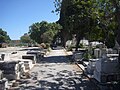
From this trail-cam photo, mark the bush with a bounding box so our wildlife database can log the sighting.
[79,43,84,48]
[45,43,50,49]
[83,52,92,59]
[40,43,46,48]
[66,46,72,51]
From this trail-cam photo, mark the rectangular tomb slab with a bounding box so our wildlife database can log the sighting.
[0,61,20,80]
[0,78,8,90]
[22,54,36,64]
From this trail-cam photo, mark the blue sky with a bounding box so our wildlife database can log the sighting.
[0,0,59,40]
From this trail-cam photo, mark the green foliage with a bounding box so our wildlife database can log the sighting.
[83,52,92,59]
[105,32,115,48]
[20,33,32,43]
[56,0,100,49]
[66,46,72,51]
[79,43,83,48]
[29,21,62,44]
[54,0,120,79]
[41,30,54,43]
[0,28,11,43]
[54,0,119,48]
[53,0,62,15]
[45,43,50,49]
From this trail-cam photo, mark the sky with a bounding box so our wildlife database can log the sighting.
[0,0,59,40]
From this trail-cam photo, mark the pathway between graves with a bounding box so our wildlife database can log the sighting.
[26,49,98,90]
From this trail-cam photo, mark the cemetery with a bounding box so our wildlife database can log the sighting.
[0,47,46,89]
[72,39,120,89]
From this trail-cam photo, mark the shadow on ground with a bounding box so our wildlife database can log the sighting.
[40,55,70,63]
[37,74,99,90]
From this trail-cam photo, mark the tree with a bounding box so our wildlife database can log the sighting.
[0,28,11,43]
[20,33,32,44]
[108,0,120,46]
[54,0,118,49]
[29,21,48,43]
[52,0,62,15]
[110,0,120,62]
[29,21,62,44]
[55,0,99,50]
[41,30,54,43]
[95,0,120,64]
[41,23,62,43]
[54,0,73,47]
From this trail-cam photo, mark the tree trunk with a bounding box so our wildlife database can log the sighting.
[116,9,120,46]
[61,30,69,47]
[62,35,67,47]
[115,6,120,63]
[117,30,120,63]
[112,1,120,62]
[75,34,83,51]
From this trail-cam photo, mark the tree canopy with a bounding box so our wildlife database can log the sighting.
[29,21,62,44]
[54,0,119,49]
[20,33,32,43]
[0,28,11,43]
